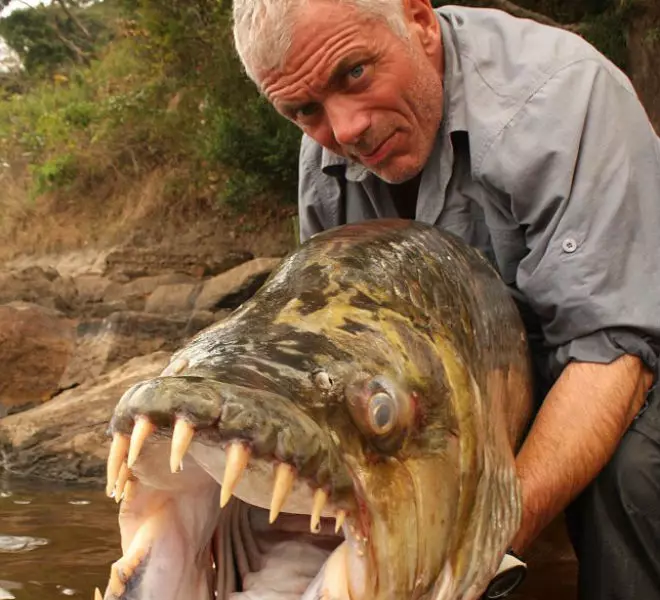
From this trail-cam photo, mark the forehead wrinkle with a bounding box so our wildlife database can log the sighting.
[266,20,375,102]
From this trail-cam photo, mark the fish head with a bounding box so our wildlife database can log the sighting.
[98,220,532,600]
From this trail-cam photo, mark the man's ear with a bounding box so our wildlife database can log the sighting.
[403,0,441,56]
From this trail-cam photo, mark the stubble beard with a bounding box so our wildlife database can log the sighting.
[367,58,444,185]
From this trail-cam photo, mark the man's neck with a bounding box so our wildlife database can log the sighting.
[389,173,422,220]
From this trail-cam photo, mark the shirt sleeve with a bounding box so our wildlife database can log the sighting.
[298,134,344,243]
[480,58,660,378]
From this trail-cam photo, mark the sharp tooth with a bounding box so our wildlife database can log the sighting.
[107,544,148,599]
[94,588,103,600]
[106,434,130,497]
[124,543,148,571]
[127,417,155,468]
[122,479,136,506]
[269,463,295,524]
[322,542,351,599]
[335,509,346,534]
[170,419,195,473]
[310,488,328,533]
[109,562,125,597]
[220,443,250,508]
[114,462,130,504]
[107,528,151,596]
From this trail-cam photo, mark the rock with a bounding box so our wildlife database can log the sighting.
[73,274,112,304]
[102,273,196,311]
[58,310,217,390]
[0,267,77,313]
[195,258,281,311]
[0,303,76,416]
[85,300,131,319]
[0,535,49,552]
[0,352,171,484]
[0,248,276,483]
[104,247,254,279]
[144,282,202,315]
[200,309,227,326]
[4,248,111,278]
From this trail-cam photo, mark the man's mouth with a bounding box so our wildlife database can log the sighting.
[355,133,396,167]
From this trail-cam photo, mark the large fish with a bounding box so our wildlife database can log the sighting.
[99,219,533,600]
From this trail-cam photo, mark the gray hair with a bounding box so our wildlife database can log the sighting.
[232,0,410,86]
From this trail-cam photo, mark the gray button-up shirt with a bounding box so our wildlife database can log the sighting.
[298,5,660,387]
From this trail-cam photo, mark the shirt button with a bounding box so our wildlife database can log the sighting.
[562,238,578,253]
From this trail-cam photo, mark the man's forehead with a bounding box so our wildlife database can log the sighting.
[286,0,377,55]
[259,3,379,94]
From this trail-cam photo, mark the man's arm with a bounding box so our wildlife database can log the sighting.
[480,55,660,552]
[511,354,653,553]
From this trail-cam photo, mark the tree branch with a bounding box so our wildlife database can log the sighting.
[53,0,91,40]
[473,0,583,33]
[50,16,90,64]
[10,0,44,9]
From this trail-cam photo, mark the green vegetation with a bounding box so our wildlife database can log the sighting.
[0,1,116,74]
[0,0,301,215]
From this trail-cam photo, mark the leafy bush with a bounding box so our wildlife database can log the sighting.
[0,0,302,210]
[0,1,116,76]
[117,0,302,205]
[31,152,77,196]
[201,96,301,207]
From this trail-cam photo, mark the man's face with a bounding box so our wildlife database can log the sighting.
[260,0,444,184]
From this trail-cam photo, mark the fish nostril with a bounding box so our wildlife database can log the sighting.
[313,371,333,390]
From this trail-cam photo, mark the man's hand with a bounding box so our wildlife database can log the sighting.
[511,354,653,554]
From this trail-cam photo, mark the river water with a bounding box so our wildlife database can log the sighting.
[0,477,119,600]
[0,476,577,600]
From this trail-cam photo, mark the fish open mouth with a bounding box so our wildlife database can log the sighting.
[99,375,371,600]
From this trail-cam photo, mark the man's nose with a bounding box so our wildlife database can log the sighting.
[326,99,370,146]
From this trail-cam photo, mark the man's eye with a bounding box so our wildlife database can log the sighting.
[297,103,320,118]
[349,65,364,79]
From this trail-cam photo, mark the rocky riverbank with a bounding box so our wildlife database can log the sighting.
[0,243,283,485]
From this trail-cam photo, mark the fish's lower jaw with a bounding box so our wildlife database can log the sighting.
[99,475,219,600]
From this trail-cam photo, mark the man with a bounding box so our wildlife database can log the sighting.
[231,0,660,598]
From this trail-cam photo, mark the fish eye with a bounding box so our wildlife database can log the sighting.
[368,392,397,435]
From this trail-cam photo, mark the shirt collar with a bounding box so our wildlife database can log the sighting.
[320,149,370,182]
[319,9,467,181]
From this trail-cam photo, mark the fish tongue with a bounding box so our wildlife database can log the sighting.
[228,539,330,600]
[226,540,355,600]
